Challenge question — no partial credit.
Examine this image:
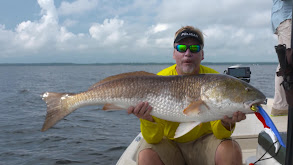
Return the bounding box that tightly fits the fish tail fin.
[41,92,75,132]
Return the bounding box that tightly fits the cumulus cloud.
[62,19,78,27]
[58,0,99,15]
[89,18,126,45]
[0,0,277,63]
[203,24,276,62]
[204,25,255,46]
[14,0,60,49]
[150,24,169,34]
[135,23,173,48]
[157,0,271,28]
[1,0,81,56]
[152,0,275,62]
[0,25,17,57]
[247,11,271,28]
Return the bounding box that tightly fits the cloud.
[149,24,169,34]
[140,23,173,48]
[247,11,271,28]
[204,25,255,46]
[150,0,275,62]
[58,0,99,16]
[13,0,59,49]
[203,24,276,62]
[156,0,271,28]
[38,0,58,20]
[0,0,82,57]
[0,0,277,63]
[89,17,127,45]
[0,25,18,57]
[62,19,78,27]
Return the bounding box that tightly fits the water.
[0,63,277,165]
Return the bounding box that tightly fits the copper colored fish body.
[41,71,266,138]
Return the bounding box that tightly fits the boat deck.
[232,98,288,164]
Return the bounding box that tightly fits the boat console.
[224,65,251,83]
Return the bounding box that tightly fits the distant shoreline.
[0,62,278,66]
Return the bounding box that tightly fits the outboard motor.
[224,65,251,83]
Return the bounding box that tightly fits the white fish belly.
[147,94,196,123]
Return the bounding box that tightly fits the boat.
[117,66,289,165]
[116,98,288,165]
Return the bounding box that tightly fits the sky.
[0,0,277,63]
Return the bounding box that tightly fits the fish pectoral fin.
[102,104,124,110]
[174,122,201,138]
[183,100,209,116]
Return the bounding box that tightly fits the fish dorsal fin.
[183,99,209,116]
[88,71,156,90]
[102,104,124,110]
[174,122,201,138]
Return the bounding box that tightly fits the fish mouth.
[245,99,267,109]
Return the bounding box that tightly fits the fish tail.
[41,92,76,131]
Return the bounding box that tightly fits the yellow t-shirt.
[140,64,234,143]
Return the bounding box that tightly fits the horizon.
[0,61,278,65]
